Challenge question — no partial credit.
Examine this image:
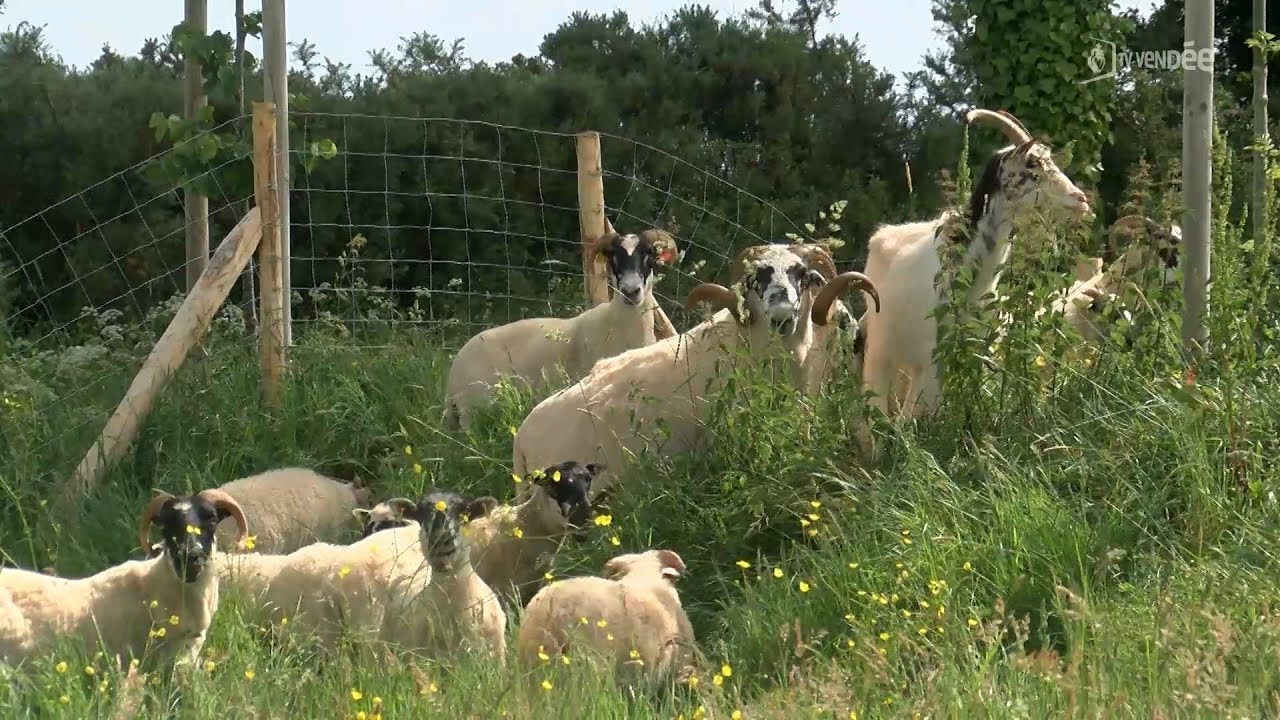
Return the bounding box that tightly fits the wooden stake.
[253,102,286,409]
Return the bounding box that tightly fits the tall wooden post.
[1181,0,1213,356]
[263,0,292,346]
[1252,0,1269,247]
[183,0,210,292]
[254,103,286,409]
[576,131,611,308]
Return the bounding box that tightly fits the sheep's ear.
[466,496,499,520]
[351,508,371,520]
[601,558,626,580]
[655,549,686,581]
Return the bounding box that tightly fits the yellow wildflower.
[351,688,364,701]
[421,682,439,695]
[244,670,255,681]
[58,696,69,705]
[810,500,821,508]
[204,660,216,672]
[799,580,811,593]
[596,619,607,628]
[540,680,552,691]
[538,646,550,662]
[610,536,620,546]
[243,535,257,551]
[736,560,750,569]
[84,666,95,676]
[508,426,517,437]
[55,661,67,673]
[687,675,699,688]
[512,473,522,484]
[169,615,180,625]
[772,567,783,579]
[551,470,561,482]
[963,561,973,572]
[338,566,351,579]
[720,664,732,677]
[403,445,413,455]
[511,527,523,539]
[412,463,423,474]
[732,712,743,720]
[712,674,724,687]
[967,618,979,627]
[434,500,447,512]
[593,514,612,527]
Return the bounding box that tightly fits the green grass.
[3,258,1280,719]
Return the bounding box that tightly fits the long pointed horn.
[965,108,1031,144]
[791,244,837,281]
[137,491,176,554]
[995,110,1032,141]
[684,283,743,323]
[811,271,880,326]
[196,488,250,549]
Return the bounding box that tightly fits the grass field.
[2,259,1280,720]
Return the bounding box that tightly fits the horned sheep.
[516,548,694,686]
[253,490,506,662]
[442,225,679,429]
[0,489,249,670]
[510,243,879,497]
[845,109,1092,436]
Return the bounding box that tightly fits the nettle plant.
[143,14,337,206]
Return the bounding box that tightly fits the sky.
[5,0,1159,86]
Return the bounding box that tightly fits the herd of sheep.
[0,108,1183,694]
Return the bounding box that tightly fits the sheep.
[849,108,1092,431]
[1041,214,1182,350]
[442,225,680,430]
[0,489,248,671]
[510,243,880,496]
[516,548,694,686]
[213,467,372,554]
[256,490,506,663]
[354,497,418,538]
[466,460,605,608]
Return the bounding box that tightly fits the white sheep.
[213,467,372,554]
[851,109,1091,433]
[442,225,679,429]
[510,243,879,496]
[0,489,248,671]
[466,460,605,608]
[256,490,506,663]
[516,548,694,686]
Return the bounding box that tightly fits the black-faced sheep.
[510,243,879,496]
[442,226,679,429]
[254,490,506,663]
[516,549,693,686]
[0,489,248,670]
[466,460,605,608]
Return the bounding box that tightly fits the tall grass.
[3,131,1280,720]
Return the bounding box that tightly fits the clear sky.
[6,0,1157,85]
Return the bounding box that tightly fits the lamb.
[256,490,506,663]
[466,460,605,608]
[442,225,679,429]
[213,467,372,554]
[510,243,879,495]
[1041,214,1182,350]
[0,489,248,671]
[516,549,694,686]
[850,108,1091,430]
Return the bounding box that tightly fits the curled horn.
[584,229,623,268]
[638,229,679,264]
[1108,214,1162,242]
[965,108,1032,145]
[790,244,837,281]
[810,271,880,326]
[684,283,743,323]
[729,245,770,284]
[137,491,176,554]
[196,488,250,550]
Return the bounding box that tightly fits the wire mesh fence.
[0,111,808,463]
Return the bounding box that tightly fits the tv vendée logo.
[1080,38,1215,84]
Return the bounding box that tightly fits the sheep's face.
[737,246,825,337]
[1112,223,1182,288]
[599,230,678,306]
[411,490,499,571]
[980,142,1090,222]
[152,496,227,584]
[355,500,416,538]
[530,460,604,538]
[601,549,686,586]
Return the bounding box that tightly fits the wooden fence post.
[576,131,611,308]
[60,209,264,509]
[575,131,678,339]
[253,102,286,409]
[183,0,210,291]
